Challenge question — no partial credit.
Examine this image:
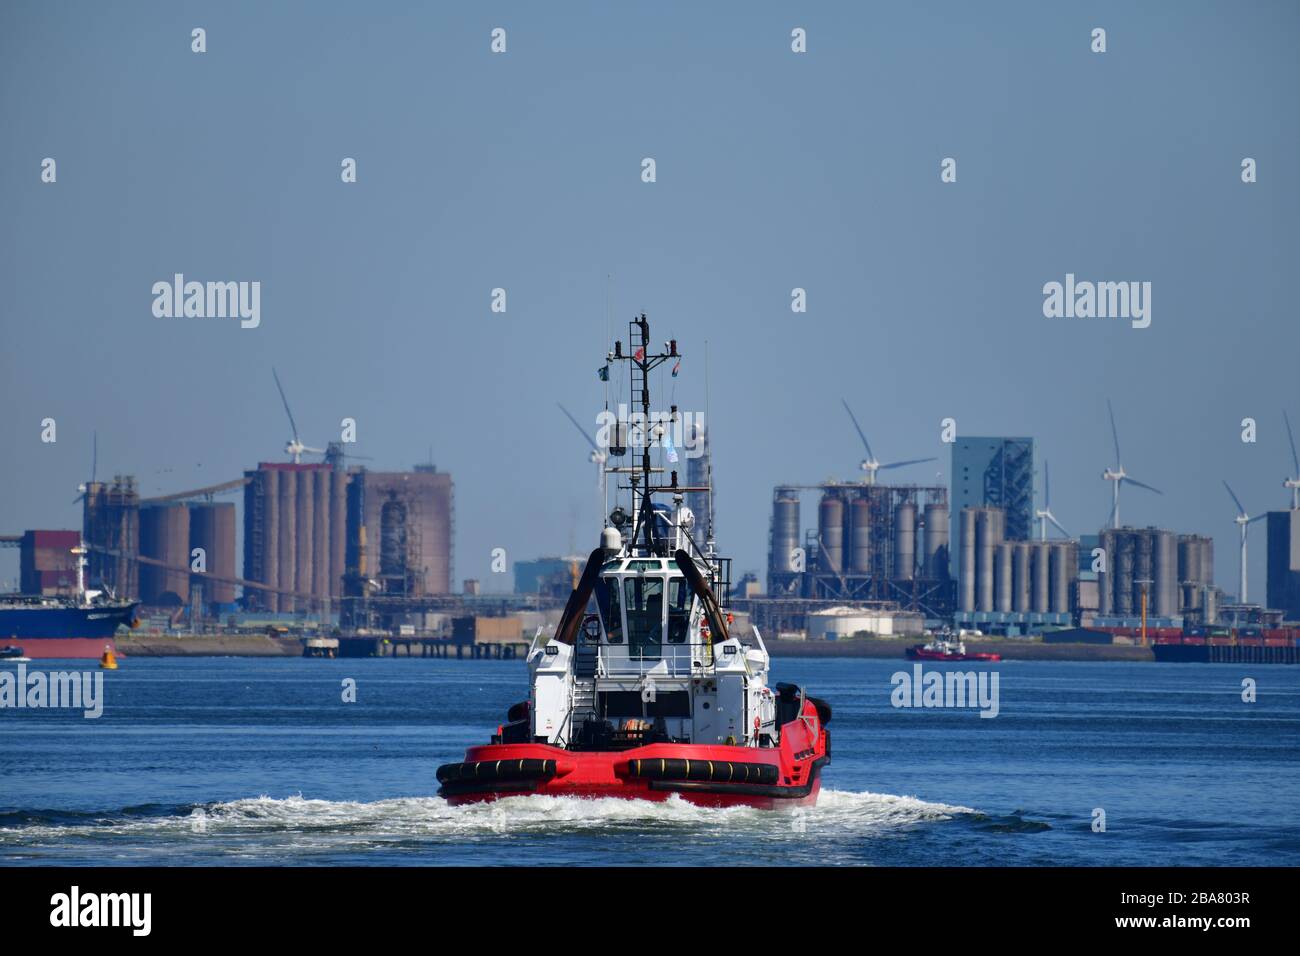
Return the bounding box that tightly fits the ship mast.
[606,314,711,562]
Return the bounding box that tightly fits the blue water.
[1,657,1297,865]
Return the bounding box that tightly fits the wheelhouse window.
[595,576,623,644]
[667,578,693,644]
[623,575,664,654]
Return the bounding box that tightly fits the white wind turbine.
[558,403,607,523]
[1035,459,1071,540]
[1223,480,1265,604]
[1102,399,1162,529]
[273,368,325,464]
[1283,410,1300,510]
[841,398,935,485]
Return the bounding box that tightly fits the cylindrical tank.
[1012,542,1031,612]
[818,493,844,574]
[1153,530,1176,618]
[140,503,190,604]
[974,508,1002,612]
[771,489,801,573]
[1050,542,1073,614]
[894,502,916,581]
[263,468,280,613]
[1199,537,1215,587]
[296,470,314,606]
[278,468,297,612]
[189,502,236,604]
[923,502,948,579]
[329,470,347,599]
[313,470,329,600]
[1032,541,1051,613]
[959,508,976,612]
[850,495,872,575]
[1115,532,1135,616]
[1178,536,1198,585]
[1098,529,1115,616]
[995,542,1013,612]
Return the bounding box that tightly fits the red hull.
[1,638,117,660]
[440,700,829,809]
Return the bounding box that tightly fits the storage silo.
[1153,530,1177,618]
[312,469,330,601]
[850,495,872,575]
[1012,542,1031,612]
[189,502,236,604]
[263,468,281,613]
[771,489,802,573]
[1199,537,1215,587]
[277,468,297,611]
[959,508,976,612]
[296,470,314,603]
[1115,532,1135,616]
[1050,541,1073,614]
[923,502,948,579]
[329,469,348,599]
[1098,529,1115,616]
[818,493,844,574]
[894,502,916,581]
[974,508,1002,612]
[140,503,190,604]
[1031,541,1051,612]
[995,542,1013,612]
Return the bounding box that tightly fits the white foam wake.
[1,789,976,845]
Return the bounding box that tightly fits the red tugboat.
[438,315,831,809]
[906,634,1001,662]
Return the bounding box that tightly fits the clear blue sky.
[2,1,1297,597]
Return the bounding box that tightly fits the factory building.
[345,465,454,598]
[1094,528,1214,624]
[18,530,81,596]
[950,437,1035,577]
[82,476,141,599]
[242,462,349,613]
[1266,510,1300,622]
[767,482,953,616]
[957,506,1076,616]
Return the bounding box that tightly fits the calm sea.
[2,656,1297,866]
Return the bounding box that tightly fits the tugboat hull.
[439,700,830,809]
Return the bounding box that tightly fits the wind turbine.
[557,403,607,523]
[1223,480,1265,604]
[1035,459,1071,540]
[273,368,325,463]
[1101,399,1161,528]
[841,399,935,485]
[1283,410,1300,510]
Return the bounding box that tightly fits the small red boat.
[906,637,1001,662]
[438,316,831,809]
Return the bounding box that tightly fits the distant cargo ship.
[0,596,139,659]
